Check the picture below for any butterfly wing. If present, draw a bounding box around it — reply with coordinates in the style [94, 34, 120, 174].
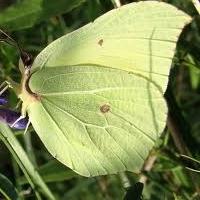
[24, 1, 191, 176]
[32, 1, 191, 93]
[28, 65, 166, 176]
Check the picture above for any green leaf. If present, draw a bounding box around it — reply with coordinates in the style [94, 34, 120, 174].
[0, 173, 19, 200]
[0, 123, 56, 200]
[0, 0, 85, 31]
[19, 1, 191, 177]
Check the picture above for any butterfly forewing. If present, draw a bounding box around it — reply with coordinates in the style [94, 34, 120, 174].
[32, 1, 191, 93]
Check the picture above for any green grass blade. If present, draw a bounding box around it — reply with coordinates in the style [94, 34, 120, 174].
[0, 173, 20, 200]
[18, 160, 79, 184]
[181, 154, 200, 165]
[0, 122, 56, 200]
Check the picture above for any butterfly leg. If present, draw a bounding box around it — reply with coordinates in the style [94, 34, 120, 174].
[0, 81, 12, 96]
[14, 100, 22, 110]
[10, 115, 25, 128]
[23, 119, 31, 135]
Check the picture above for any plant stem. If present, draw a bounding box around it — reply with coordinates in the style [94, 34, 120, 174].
[11, 157, 25, 200]
[119, 172, 131, 189]
[0, 123, 56, 200]
[167, 113, 190, 155]
[192, 0, 200, 15]
[165, 89, 200, 194]
[111, 0, 121, 8]
[24, 131, 37, 167]
[139, 151, 157, 184]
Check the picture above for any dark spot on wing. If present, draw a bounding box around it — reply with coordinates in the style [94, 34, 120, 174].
[100, 104, 110, 113]
[98, 39, 103, 46]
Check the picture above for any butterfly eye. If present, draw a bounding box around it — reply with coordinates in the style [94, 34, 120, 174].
[0, 108, 28, 129]
[20, 51, 33, 68]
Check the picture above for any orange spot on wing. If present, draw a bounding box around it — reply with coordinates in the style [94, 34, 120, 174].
[100, 104, 110, 113]
[98, 39, 104, 46]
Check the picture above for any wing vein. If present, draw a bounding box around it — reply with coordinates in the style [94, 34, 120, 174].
[42, 98, 117, 172]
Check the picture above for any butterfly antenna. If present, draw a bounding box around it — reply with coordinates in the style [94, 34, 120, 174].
[0, 29, 15, 41]
[0, 29, 20, 51]
[0, 29, 33, 68]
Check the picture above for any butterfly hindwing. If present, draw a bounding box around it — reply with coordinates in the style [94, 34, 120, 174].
[27, 65, 166, 176]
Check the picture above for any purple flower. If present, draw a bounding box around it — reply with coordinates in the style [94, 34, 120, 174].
[0, 108, 28, 129]
[0, 97, 8, 105]
[0, 92, 8, 105]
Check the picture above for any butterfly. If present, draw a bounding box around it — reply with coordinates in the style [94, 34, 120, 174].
[0, 1, 191, 176]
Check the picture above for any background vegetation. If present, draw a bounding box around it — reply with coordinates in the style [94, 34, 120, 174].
[0, 0, 200, 199]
